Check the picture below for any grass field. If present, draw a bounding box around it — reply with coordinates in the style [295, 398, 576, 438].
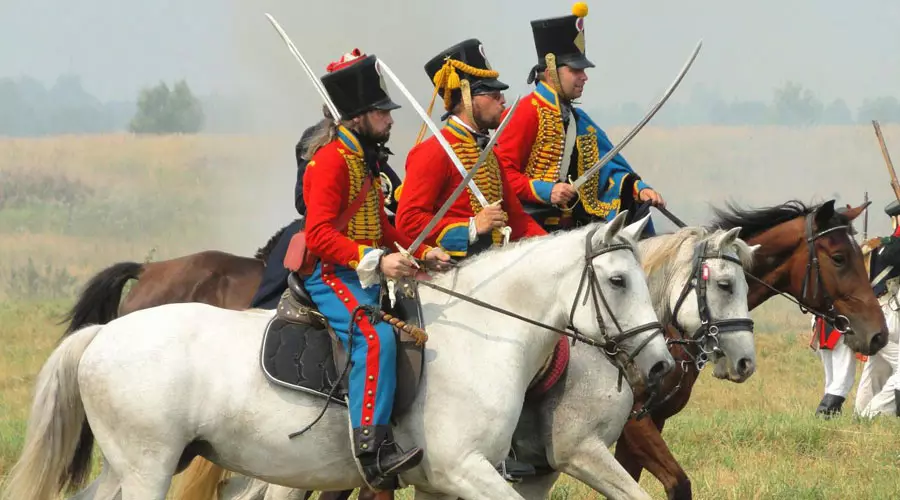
[2, 130, 899, 499]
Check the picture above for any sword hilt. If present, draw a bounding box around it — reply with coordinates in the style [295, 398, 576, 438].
[393, 243, 421, 270]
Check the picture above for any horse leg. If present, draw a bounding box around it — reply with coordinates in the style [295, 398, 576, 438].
[512, 472, 561, 500]
[425, 455, 529, 500]
[614, 415, 690, 500]
[553, 433, 651, 500]
[68, 458, 122, 500]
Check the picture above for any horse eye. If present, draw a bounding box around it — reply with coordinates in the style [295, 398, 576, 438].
[831, 253, 846, 267]
[717, 280, 733, 293]
[609, 275, 626, 288]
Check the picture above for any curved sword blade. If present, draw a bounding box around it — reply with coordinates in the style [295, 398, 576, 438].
[404, 96, 521, 257]
[572, 39, 702, 190]
[264, 13, 342, 123]
[376, 59, 490, 207]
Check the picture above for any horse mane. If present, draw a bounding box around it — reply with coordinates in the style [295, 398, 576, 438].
[254, 219, 302, 261]
[707, 199, 853, 240]
[640, 226, 757, 325]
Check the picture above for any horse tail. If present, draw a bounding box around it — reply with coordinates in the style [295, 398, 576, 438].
[171, 458, 231, 500]
[0, 324, 103, 500]
[59, 261, 143, 337]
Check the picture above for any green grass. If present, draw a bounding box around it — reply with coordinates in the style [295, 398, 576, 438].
[2, 131, 900, 499]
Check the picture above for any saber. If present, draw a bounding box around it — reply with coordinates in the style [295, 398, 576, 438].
[571, 39, 702, 190]
[377, 59, 492, 208]
[399, 95, 522, 259]
[264, 13, 342, 123]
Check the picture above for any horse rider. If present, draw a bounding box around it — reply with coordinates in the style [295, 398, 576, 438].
[395, 38, 546, 261]
[249, 49, 404, 310]
[492, 2, 666, 236]
[854, 200, 900, 417]
[300, 52, 451, 490]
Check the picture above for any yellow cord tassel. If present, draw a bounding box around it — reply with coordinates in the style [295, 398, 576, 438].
[414, 57, 501, 145]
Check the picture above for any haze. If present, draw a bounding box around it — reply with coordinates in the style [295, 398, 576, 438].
[3, 0, 899, 243]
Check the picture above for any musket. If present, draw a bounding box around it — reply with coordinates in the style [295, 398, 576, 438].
[570, 39, 702, 191]
[863, 191, 869, 241]
[396, 94, 522, 259]
[264, 13, 342, 124]
[872, 120, 900, 203]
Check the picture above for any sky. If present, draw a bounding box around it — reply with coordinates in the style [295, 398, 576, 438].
[3, 0, 900, 244]
[3, 0, 899, 109]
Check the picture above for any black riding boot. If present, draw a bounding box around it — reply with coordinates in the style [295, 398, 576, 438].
[354, 425, 423, 491]
[895, 390, 900, 416]
[496, 451, 536, 482]
[815, 393, 845, 419]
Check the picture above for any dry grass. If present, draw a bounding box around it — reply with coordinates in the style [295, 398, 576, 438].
[2, 129, 900, 499]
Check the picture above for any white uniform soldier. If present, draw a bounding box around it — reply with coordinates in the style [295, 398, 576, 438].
[854, 200, 900, 418]
[810, 314, 857, 418]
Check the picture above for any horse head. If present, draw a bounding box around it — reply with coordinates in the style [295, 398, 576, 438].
[712, 198, 888, 356]
[561, 210, 676, 388]
[641, 226, 760, 384]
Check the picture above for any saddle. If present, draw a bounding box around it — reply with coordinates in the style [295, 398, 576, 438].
[260, 272, 426, 417]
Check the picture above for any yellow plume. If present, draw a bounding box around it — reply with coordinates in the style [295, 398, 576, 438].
[572, 2, 588, 17]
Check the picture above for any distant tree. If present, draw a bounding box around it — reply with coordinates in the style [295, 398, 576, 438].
[821, 98, 853, 125]
[857, 96, 900, 124]
[129, 80, 204, 134]
[771, 81, 823, 126]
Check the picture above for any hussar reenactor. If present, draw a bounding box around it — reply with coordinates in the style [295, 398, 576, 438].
[493, 2, 665, 235]
[395, 39, 546, 259]
[299, 52, 451, 490]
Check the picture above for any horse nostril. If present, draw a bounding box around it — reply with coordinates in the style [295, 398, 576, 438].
[870, 332, 887, 352]
[738, 358, 755, 376]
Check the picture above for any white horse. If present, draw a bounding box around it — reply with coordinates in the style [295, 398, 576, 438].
[214, 226, 760, 500]
[1, 212, 676, 500]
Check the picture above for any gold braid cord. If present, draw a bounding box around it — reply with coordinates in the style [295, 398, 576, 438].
[450, 140, 505, 246]
[342, 151, 382, 242]
[524, 102, 565, 183]
[544, 53, 563, 95]
[415, 57, 500, 144]
[381, 312, 428, 346]
[575, 132, 613, 217]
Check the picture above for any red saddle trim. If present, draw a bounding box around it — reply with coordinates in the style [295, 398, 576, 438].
[526, 338, 570, 399]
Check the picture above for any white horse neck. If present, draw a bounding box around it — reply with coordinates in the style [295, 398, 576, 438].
[418, 223, 626, 380]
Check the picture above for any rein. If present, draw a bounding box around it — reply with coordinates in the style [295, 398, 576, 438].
[631, 209, 854, 420]
[416, 224, 662, 391]
[632, 239, 755, 420]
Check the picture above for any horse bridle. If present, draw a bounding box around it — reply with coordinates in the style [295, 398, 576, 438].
[415, 225, 663, 390]
[632, 212, 854, 420]
[561, 225, 665, 388]
[668, 240, 755, 367]
[743, 213, 852, 333]
[632, 240, 755, 420]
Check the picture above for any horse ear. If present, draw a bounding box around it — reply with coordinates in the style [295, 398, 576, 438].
[600, 210, 630, 245]
[715, 226, 742, 249]
[621, 214, 651, 242]
[747, 243, 762, 257]
[814, 199, 837, 228]
[840, 201, 870, 222]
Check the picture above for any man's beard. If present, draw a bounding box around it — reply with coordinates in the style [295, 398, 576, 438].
[473, 109, 501, 131]
[358, 118, 390, 143]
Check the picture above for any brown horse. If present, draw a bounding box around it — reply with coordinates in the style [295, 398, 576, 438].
[612, 199, 887, 500]
[58, 200, 886, 500]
